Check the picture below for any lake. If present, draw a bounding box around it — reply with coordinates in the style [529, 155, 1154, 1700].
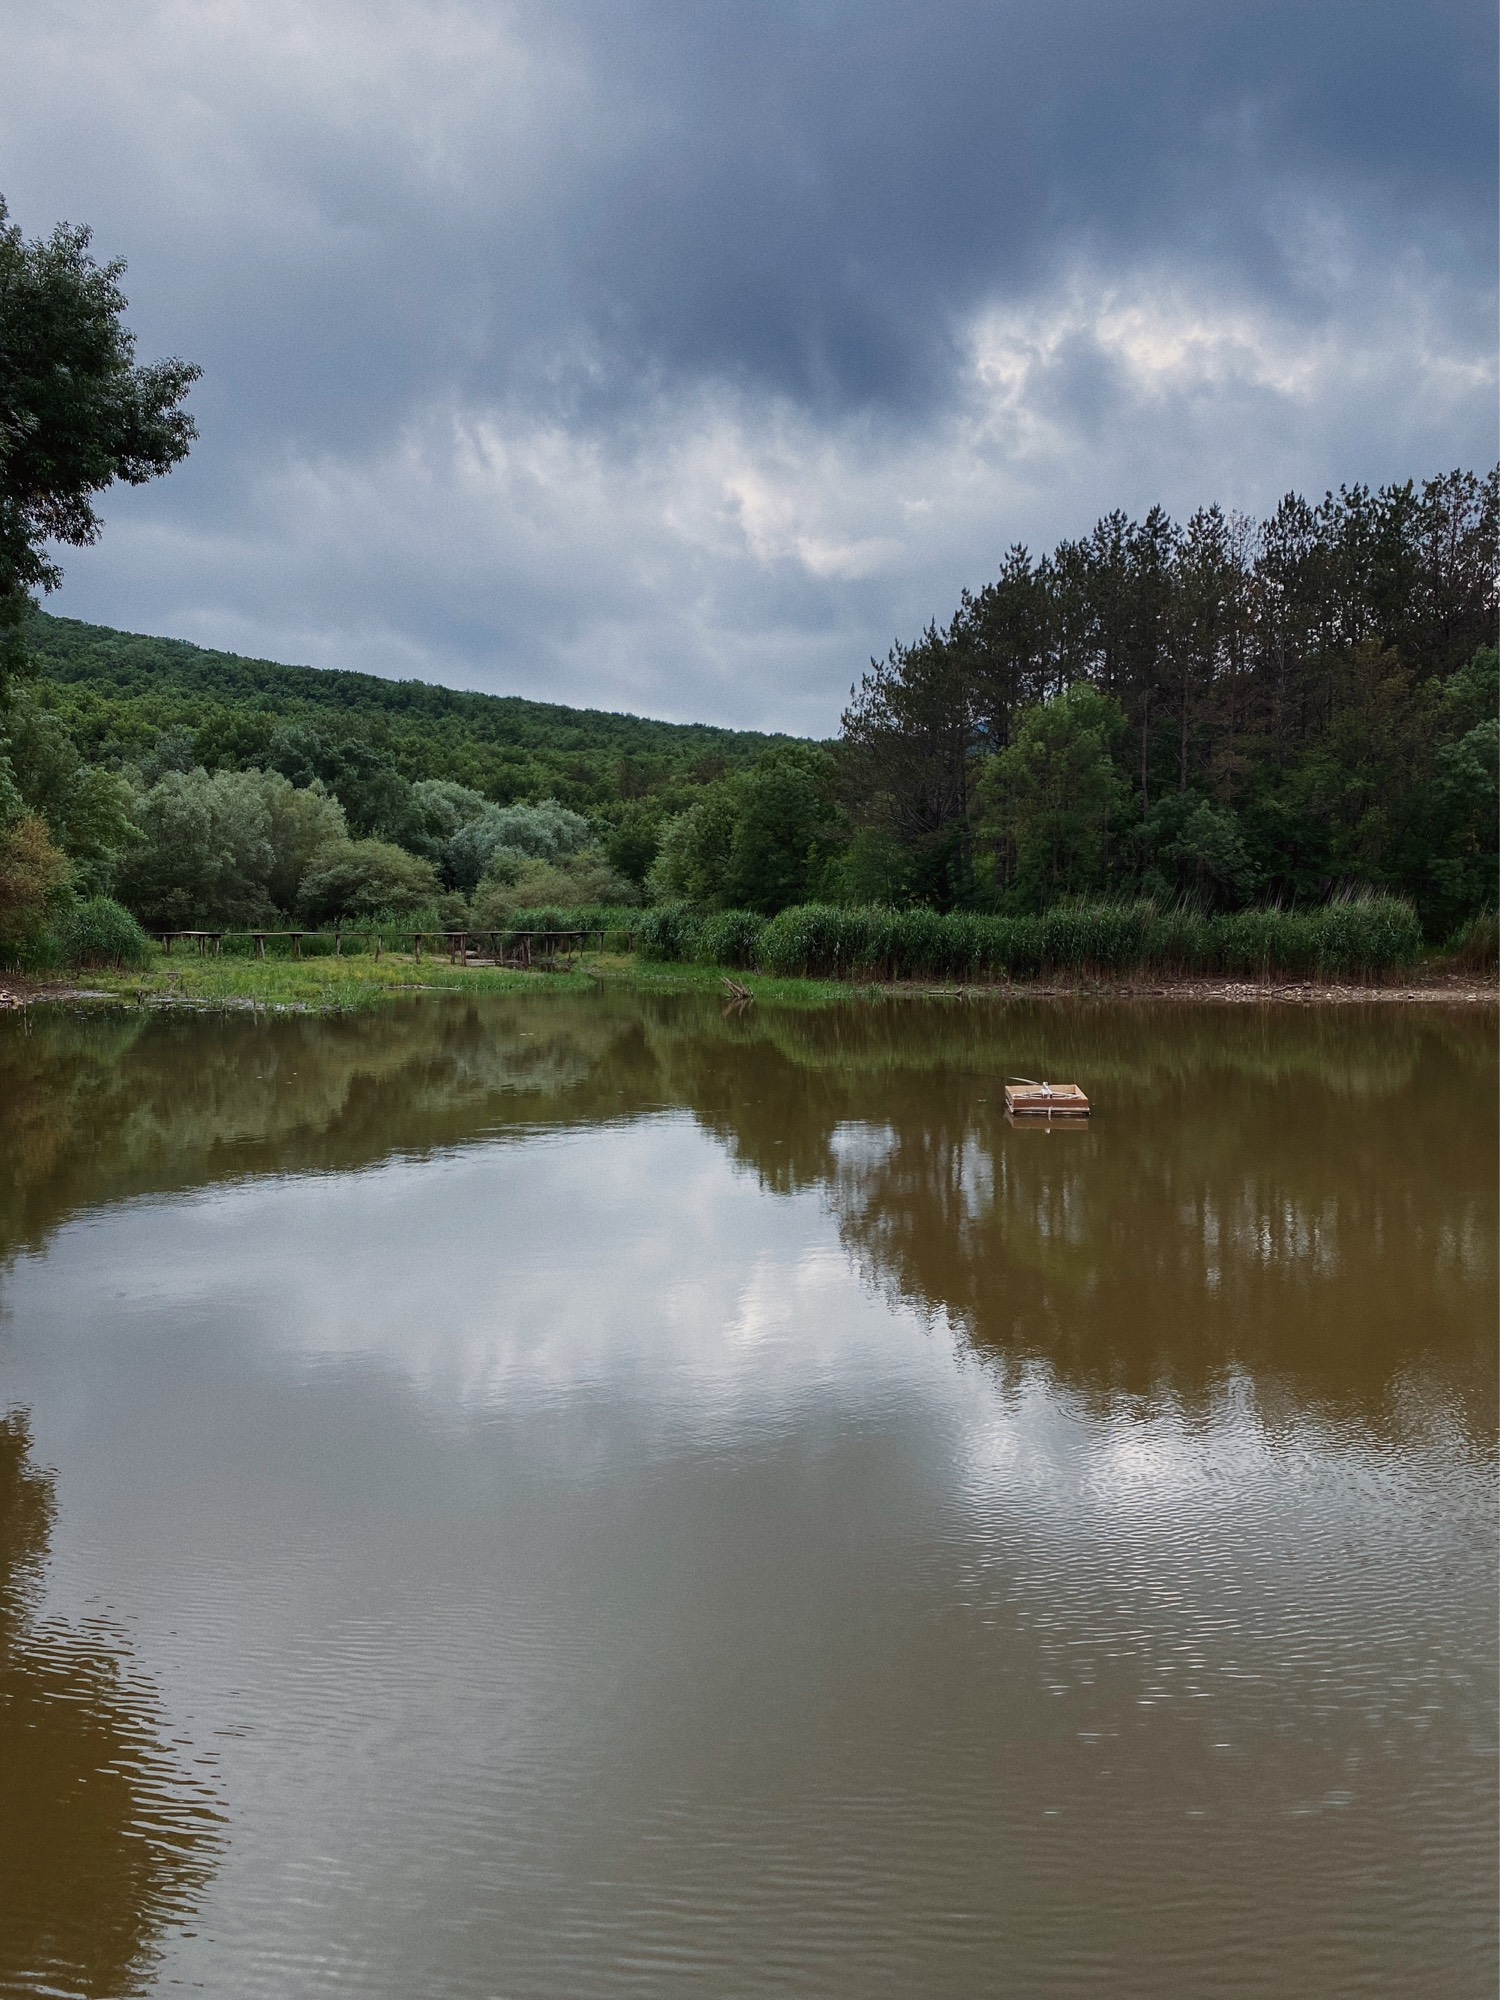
[0, 991, 1494, 1998]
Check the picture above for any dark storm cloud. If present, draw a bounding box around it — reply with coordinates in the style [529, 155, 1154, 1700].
[546, 0, 1493, 409]
[38, 0, 1489, 437]
[1, 0, 1494, 727]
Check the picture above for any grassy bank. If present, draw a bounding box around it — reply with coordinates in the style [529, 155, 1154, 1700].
[63, 949, 857, 1012]
[18, 939, 1491, 1017]
[77, 952, 594, 1011]
[8, 889, 1489, 1015]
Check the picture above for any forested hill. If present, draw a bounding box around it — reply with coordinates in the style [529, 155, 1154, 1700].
[8, 468, 1495, 951]
[26, 612, 795, 810]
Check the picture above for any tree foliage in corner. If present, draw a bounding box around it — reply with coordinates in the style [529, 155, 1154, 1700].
[0, 196, 199, 690]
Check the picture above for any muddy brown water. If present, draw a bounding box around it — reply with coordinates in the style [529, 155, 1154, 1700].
[0, 992, 1494, 1998]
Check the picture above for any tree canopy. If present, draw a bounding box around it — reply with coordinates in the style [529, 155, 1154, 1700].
[0, 198, 199, 687]
[843, 469, 1498, 932]
[1, 464, 1493, 959]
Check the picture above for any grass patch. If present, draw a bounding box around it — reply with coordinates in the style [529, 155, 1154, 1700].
[595, 956, 864, 1007]
[1442, 911, 1499, 973]
[83, 949, 597, 1011]
[72, 945, 860, 1013]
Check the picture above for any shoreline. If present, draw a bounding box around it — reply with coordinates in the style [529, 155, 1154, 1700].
[1, 955, 1495, 1014]
[968, 971, 1497, 1005]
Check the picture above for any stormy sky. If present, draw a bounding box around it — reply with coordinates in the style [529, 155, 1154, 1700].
[3, 0, 1495, 731]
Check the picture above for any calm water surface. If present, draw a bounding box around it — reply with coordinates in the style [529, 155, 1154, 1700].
[0, 992, 1494, 1998]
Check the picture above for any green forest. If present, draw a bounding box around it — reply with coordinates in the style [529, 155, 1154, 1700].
[836, 468, 1496, 932]
[0, 197, 1494, 980]
[2, 466, 1495, 975]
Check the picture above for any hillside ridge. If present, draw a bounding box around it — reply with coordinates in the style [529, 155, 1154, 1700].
[26, 611, 798, 758]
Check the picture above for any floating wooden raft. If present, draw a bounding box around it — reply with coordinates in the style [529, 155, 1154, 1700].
[1003, 1077, 1091, 1118]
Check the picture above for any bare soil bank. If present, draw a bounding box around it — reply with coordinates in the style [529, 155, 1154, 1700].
[930, 971, 1498, 1006]
[2, 964, 1495, 1012]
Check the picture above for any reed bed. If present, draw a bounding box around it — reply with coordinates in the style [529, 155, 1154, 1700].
[693, 910, 768, 969]
[1443, 910, 1498, 972]
[640, 895, 1424, 982]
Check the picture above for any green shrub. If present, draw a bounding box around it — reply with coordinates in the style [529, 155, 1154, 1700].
[496, 904, 637, 938]
[0, 814, 73, 967]
[58, 896, 152, 969]
[296, 839, 440, 921]
[1445, 910, 1498, 971]
[759, 904, 867, 976]
[1307, 893, 1423, 975]
[636, 894, 1423, 982]
[1037, 900, 1153, 972]
[471, 853, 636, 928]
[636, 903, 704, 961]
[862, 907, 939, 977]
[1210, 906, 1292, 978]
[695, 909, 766, 968]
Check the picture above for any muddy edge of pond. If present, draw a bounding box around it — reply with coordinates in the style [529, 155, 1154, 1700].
[2, 966, 1496, 1012]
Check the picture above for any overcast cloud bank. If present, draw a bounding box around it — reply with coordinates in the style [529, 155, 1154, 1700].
[3, 0, 1494, 729]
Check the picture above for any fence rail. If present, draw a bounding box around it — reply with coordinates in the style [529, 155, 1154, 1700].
[153, 927, 631, 966]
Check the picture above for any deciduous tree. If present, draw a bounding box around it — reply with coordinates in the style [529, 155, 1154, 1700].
[976, 684, 1129, 907]
[0, 199, 198, 689]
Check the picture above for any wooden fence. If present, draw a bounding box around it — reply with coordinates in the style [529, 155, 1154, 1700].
[153, 927, 630, 966]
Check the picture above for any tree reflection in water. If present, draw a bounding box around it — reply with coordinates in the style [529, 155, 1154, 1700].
[822, 1053, 1495, 1421]
[0, 994, 1491, 1997]
[0, 1412, 223, 2000]
[0, 993, 1493, 1429]
[683, 1000, 1497, 1427]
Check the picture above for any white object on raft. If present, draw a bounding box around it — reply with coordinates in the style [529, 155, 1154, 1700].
[1003, 1077, 1091, 1118]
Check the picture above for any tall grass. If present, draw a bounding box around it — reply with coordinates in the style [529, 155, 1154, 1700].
[162, 893, 1423, 982]
[679, 895, 1423, 982]
[694, 909, 767, 969]
[1444, 910, 1498, 972]
[637, 903, 705, 962]
[58, 897, 152, 969]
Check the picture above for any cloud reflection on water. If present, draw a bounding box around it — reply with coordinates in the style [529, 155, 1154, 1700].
[0, 994, 1493, 1429]
[0, 994, 1494, 1998]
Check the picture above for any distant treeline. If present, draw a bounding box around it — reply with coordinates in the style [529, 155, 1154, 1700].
[0, 465, 1494, 968]
[24, 611, 785, 813]
[0, 614, 794, 960]
[839, 468, 1497, 939]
